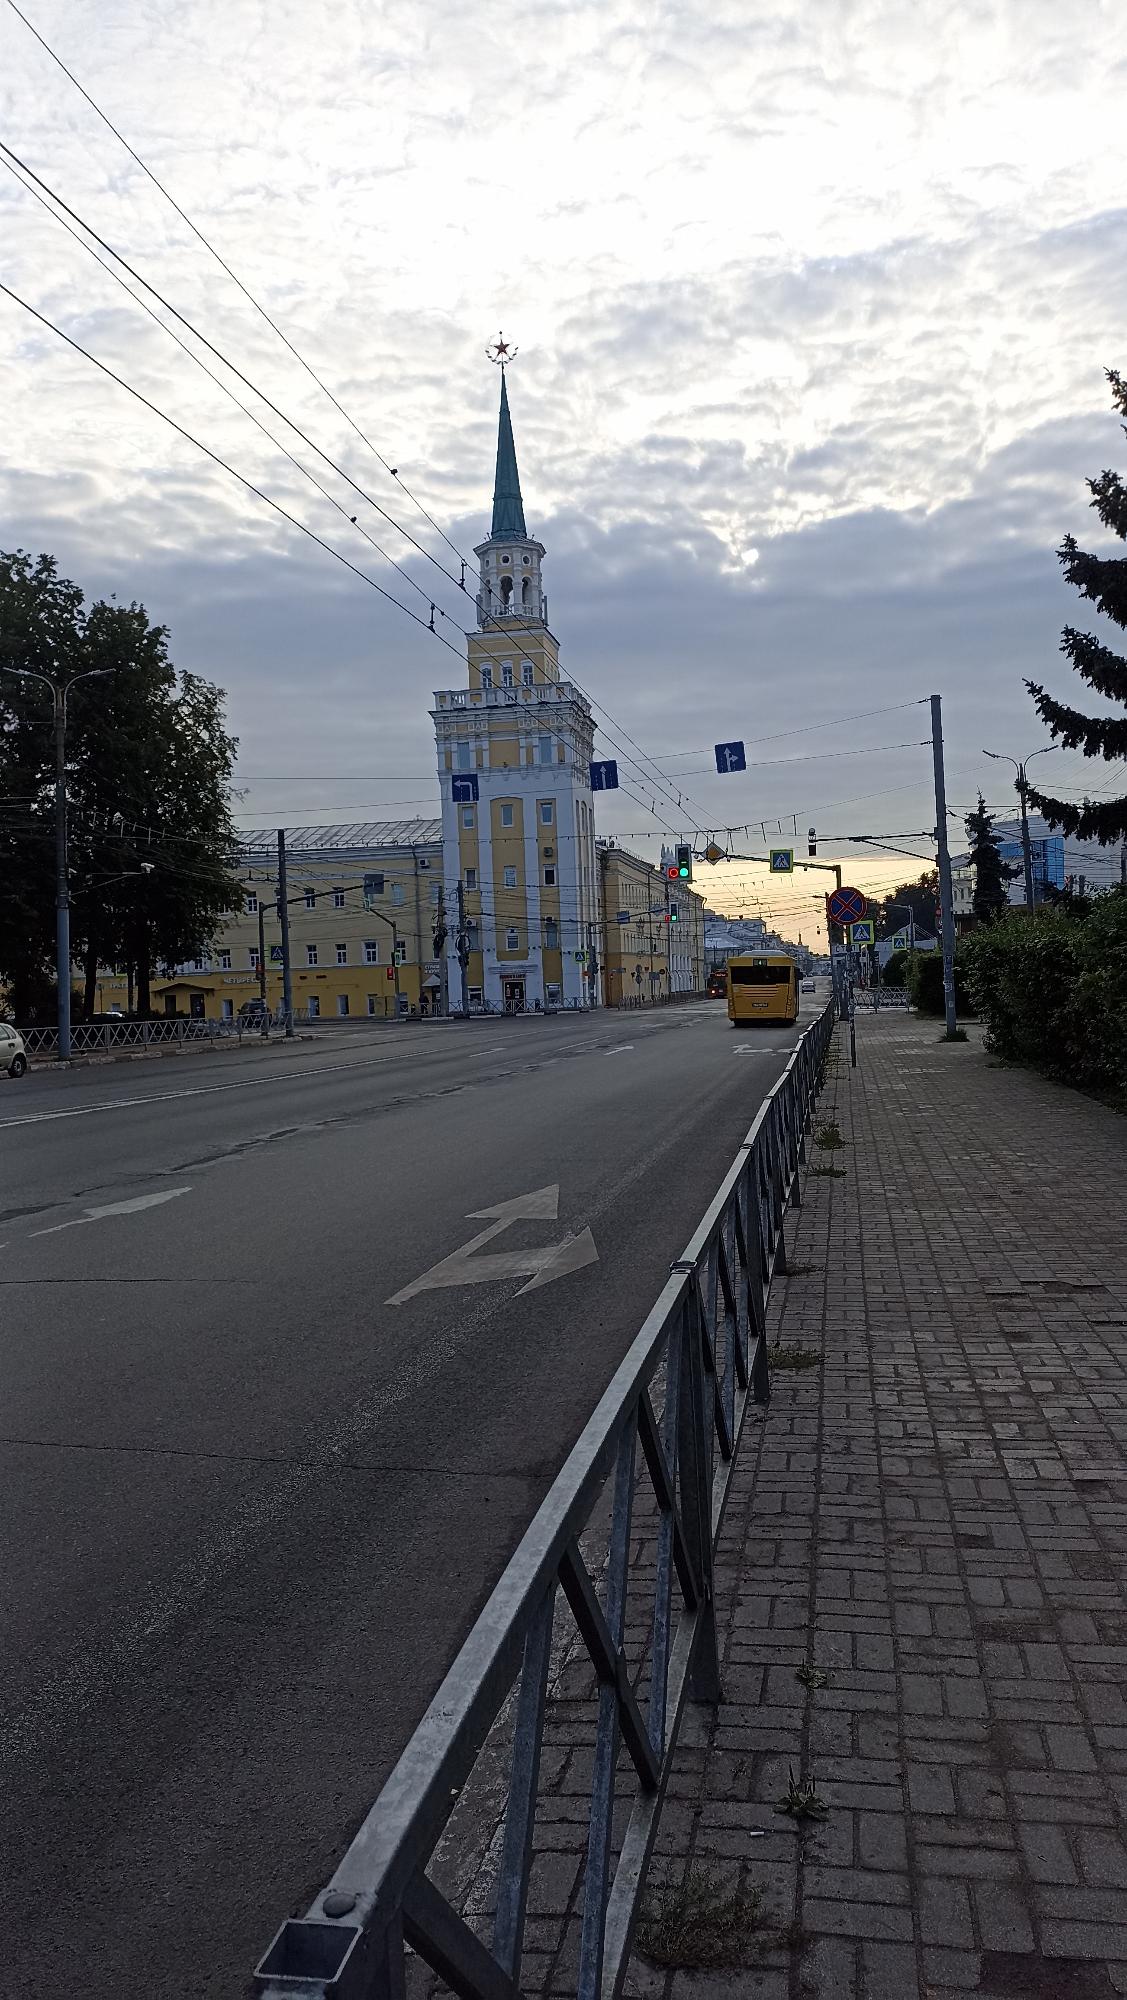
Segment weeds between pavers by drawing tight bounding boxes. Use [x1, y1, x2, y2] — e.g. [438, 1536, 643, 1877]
[635, 1870, 766, 1969]
[809, 1165, 846, 1178]
[794, 1660, 832, 1689]
[813, 1118, 844, 1151]
[775, 1769, 829, 1822]
[770, 1345, 820, 1372]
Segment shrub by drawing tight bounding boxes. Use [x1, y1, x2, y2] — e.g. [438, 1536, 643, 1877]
[960, 889, 1127, 1093]
[882, 949, 909, 989]
[907, 949, 974, 1017]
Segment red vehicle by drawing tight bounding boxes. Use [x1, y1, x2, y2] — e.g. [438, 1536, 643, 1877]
[707, 967, 727, 999]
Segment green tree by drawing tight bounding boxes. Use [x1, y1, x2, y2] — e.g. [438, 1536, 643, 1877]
[876, 871, 939, 941]
[1026, 369, 1127, 842]
[0, 549, 242, 1020]
[963, 793, 1018, 921]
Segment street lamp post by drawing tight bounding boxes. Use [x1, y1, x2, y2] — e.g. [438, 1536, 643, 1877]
[983, 747, 1059, 909]
[0, 662, 117, 1061]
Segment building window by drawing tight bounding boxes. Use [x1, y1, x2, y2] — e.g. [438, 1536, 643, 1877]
[545, 919, 559, 949]
[480, 666, 493, 689]
[336, 944, 348, 965]
[465, 867, 477, 889]
[543, 867, 556, 887]
[221, 998, 233, 1021]
[219, 950, 231, 971]
[503, 865, 518, 889]
[501, 660, 514, 687]
[540, 801, 553, 825]
[307, 996, 320, 1018]
[364, 941, 379, 965]
[363, 872, 384, 901]
[506, 927, 519, 950]
[430, 881, 441, 904]
[521, 660, 534, 686]
[249, 947, 260, 970]
[462, 806, 475, 829]
[456, 741, 472, 771]
[304, 889, 316, 909]
[307, 944, 318, 967]
[546, 983, 561, 1006]
[246, 892, 258, 914]
[391, 882, 404, 907]
[467, 922, 480, 950]
[367, 994, 378, 1015]
[538, 735, 553, 765]
[500, 802, 514, 828]
[337, 994, 350, 1016]
[333, 889, 346, 909]
[468, 986, 483, 1009]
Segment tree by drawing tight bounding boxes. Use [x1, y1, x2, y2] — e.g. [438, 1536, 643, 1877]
[963, 793, 1018, 922]
[0, 549, 243, 1019]
[1026, 368, 1127, 843]
[875, 871, 939, 940]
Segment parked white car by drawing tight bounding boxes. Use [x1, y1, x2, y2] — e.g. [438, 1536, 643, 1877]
[0, 1022, 28, 1078]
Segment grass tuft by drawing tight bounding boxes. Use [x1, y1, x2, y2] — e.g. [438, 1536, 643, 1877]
[635, 1869, 766, 1969]
[775, 1769, 830, 1822]
[794, 1660, 832, 1689]
[813, 1119, 845, 1151]
[771, 1345, 821, 1372]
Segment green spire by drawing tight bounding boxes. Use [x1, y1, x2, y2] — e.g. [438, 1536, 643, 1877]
[491, 372, 527, 539]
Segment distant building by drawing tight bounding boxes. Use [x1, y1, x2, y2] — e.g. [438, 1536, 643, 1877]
[953, 813, 1122, 914]
[598, 844, 705, 1005]
[432, 373, 600, 1013]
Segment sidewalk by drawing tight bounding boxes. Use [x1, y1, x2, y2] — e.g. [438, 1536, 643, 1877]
[628, 1010, 1127, 2000]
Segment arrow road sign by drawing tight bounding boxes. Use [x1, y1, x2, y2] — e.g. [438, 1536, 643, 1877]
[770, 847, 794, 873]
[714, 741, 746, 773]
[386, 1185, 599, 1304]
[827, 885, 865, 926]
[849, 919, 875, 946]
[452, 774, 479, 803]
[589, 760, 619, 791]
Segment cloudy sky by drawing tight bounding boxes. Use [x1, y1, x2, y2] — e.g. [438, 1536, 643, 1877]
[3, 0, 1126, 941]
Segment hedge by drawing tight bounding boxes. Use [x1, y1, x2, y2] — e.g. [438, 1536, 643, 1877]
[959, 889, 1127, 1093]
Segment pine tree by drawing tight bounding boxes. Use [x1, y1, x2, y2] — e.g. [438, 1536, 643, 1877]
[964, 793, 1018, 921]
[1026, 369, 1127, 842]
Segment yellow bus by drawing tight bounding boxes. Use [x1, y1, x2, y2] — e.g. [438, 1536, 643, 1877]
[726, 953, 799, 1027]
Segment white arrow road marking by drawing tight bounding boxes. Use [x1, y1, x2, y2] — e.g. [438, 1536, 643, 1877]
[387, 1183, 598, 1305]
[31, 1187, 192, 1237]
[602, 1044, 635, 1055]
[732, 1045, 771, 1054]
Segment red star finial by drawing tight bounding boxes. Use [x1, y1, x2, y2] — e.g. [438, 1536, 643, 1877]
[486, 331, 517, 368]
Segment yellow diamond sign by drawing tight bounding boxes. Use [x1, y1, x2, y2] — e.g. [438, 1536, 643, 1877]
[704, 842, 726, 865]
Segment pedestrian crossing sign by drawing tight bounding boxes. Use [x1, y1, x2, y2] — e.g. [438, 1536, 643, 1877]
[769, 847, 794, 873]
[849, 919, 875, 946]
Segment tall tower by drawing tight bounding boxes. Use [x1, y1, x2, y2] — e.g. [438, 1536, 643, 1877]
[432, 365, 599, 1012]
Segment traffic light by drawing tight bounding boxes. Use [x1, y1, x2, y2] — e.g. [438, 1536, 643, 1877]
[670, 904, 679, 922]
[675, 843, 693, 880]
[665, 865, 679, 880]
[808, 826, 817, 857]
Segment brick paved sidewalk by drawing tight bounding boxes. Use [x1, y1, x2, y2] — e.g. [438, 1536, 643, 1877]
[626, 1010, 1127, 2000]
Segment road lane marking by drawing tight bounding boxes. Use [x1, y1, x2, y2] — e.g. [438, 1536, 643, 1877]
[388, 1184, 598, 1304]
[602, 1044, 635, 1055]
[31, 1187, 192, 1236]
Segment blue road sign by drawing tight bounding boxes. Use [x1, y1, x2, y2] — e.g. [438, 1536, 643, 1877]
[770, 847, 794, 873]
[616, 909, 630, 924]
[451, 773, 479, 803]
[849, 919, 875, 946]
[590, 759, 619, 791]
[714, 740, 746, 774]
[269, 945, 284, 962]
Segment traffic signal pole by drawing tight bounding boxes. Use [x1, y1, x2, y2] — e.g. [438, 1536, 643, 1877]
[930, 694, 959, 1040]
[277, 830, 294, 1037]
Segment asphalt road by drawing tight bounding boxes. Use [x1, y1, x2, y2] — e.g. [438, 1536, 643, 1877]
[0, 996, 816, 1996]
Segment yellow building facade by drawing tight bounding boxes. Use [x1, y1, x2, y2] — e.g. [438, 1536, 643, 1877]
[91, 822, 444, 1021]
[598, 844, 707, 1006]
[431, 372, 600, 1013]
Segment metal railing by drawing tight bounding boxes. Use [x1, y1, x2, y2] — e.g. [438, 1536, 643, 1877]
[18, 1017, 236, 1058]
[254, 1000, 836, 2000]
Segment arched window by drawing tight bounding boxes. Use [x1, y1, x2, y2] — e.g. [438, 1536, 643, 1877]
[521, 578, 531, 605]
[500, 574, 513, 608]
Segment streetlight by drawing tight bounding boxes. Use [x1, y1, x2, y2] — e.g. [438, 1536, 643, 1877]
[982, 747, 1060, 910]
[0, 662, 118, 1061]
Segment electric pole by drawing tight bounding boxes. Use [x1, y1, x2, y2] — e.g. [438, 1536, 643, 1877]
[0, 662, 117, 1061]
[456, 878, 469, 1016]
[256, 895, 269, 1035]
[983, 746, 1059, 910]
[276, 830, 294, 1036]
[930, 694, 959, 1040]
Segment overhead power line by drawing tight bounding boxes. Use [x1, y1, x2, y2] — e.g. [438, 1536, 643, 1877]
[4, 0, 467, 568]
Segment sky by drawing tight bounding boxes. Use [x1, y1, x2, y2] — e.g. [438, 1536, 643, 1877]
[3, 0, 1127, 945]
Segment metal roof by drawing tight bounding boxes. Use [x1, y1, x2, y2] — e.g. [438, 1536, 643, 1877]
[239, 819, 442, 854]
